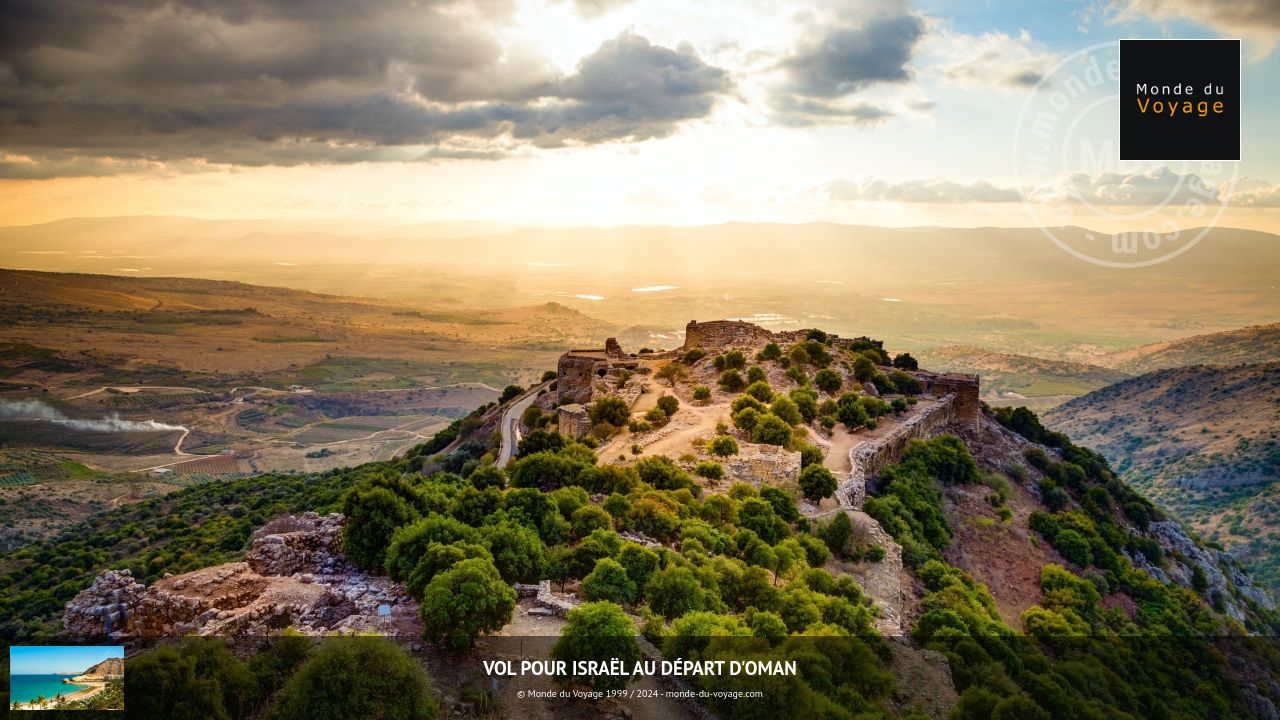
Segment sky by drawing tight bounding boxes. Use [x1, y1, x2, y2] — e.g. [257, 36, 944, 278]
[10, 646, 123, 675]
[2, 0, 1280, 232]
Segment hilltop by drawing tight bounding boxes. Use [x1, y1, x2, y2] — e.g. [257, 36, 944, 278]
[2, 319, 1277, 720]
[1102, 322, 1280, 374]
[917, 345, 1130, 410]
[1045, 363, 1280, 593]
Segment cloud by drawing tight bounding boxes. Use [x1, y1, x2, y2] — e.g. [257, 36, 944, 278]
[825, 177, 1021, 203]
[925, 28, 1058, 90]
[1026, 167, 1223, 206]
[781, 14, 924, 97]
[1222, 177, 1280, 207]
[0, 2, 730, 177]
[1092, 0, 1280, 56]
[771, 6, 924, 124]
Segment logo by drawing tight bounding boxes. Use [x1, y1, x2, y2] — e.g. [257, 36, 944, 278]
[1013, 42, 1240, 269]
[1120, 39, 1240, 161]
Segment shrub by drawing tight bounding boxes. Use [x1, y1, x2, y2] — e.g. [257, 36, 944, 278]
[693, 385, 711, 401]
[718, 370, 745, 392]
[385, 514, 480, 581]
[500, 385, 524, 403]
[751, 413, 793, 446]
[892, 353, 918, 371]
[814, 369, 843, 393]
[571, 504, 613, 538]
[1052, 529, 1093, 567]
[853, 356, 875, 382]
[405, 542, 492, 599]
[589, 397, 631, 427]
[482, 522, 547, 583]
[646, 566, 712, 619]
[710, 435, 739, 457]
[656, 395, 680, 416]
[799, 464, 838, 502]
[758, 342, 782, 361]
[745, 380, 775, 402]
[582, 558, 637, 604]
[695, 461, 724, 481]
[746, 366, 767, 384]
[343, 487, 417, 573]
[269, 638, 439, 720]
[551, 602, 642, 692]
[644, 407, 668, 425]
[419, 558, 516, 649]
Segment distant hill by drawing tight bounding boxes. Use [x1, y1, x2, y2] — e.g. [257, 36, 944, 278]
[1102, 323, 1280, 374]
[919, 346, 1130, 409]
[74, 657, 124, 680]
[0, 268, 613, 379]
[1045, 363, 1280, 593]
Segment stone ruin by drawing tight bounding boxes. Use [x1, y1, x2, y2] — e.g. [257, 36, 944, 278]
[556, 337, 644, 404]
[556, 403, 591, 440]
[64, 512, 417, 638]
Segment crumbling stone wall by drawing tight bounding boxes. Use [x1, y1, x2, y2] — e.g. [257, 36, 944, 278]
[557, 404, 591, 440]
[722, 443, 802, 493]
[682, 320, 777, 350]
[837, 397, 958, 507]
[914, 372, 980, 427]
[64, 512, 415, 638]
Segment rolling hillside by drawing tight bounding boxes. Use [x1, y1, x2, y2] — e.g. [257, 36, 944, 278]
[1103, 323, 1280, 374]
[918, 346, 1130, 409]
[1045, 363, 1280, 593]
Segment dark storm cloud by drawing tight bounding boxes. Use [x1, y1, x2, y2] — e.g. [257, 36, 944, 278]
[0, 1, 730, 177]
[782, 15, 923, 97]
[772, 9, 923, 124]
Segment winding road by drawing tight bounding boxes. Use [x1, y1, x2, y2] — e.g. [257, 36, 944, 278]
[496, 382, 550, 468]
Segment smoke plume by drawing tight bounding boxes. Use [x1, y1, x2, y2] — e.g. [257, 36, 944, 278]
[0, 400, 188, 433]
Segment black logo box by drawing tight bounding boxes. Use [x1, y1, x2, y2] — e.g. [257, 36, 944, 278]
[1120, 39, 1241, 161]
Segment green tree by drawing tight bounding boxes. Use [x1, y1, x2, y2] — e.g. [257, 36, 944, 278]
[269, 638, 439, 720]
[128, 639, 257, 720]
[483, 521, 547, 583]
[647, 565, 711, 619]
[342, 486, 417, 573]
[770, 395, 803, 426]
[853, 356, 875, 382]
[758, 342, 782, 361]
[406, 542, 493, 599]
[589, 397, 631, 427]
[718, 369, 746, 392]
[500, 385, 524, 403]
[892, 353, 919, 370]
[747, 365, 768, 384]
[635, 455, 695, 491]
[751, 413, 793, 446]
[814, 369, 843, 394]
[419, 558, 516, 649]
[551, 602, 642, 692]
[745, 380, 775, 402]
[695, 461, 724, 481]
[821, 512, 854, 557]
[656, 395, 680, 416]
[710, 435, 739, 457]
[693, 385, 711, 401]
[385, 514, 480, 581]
[799, 464, 838, 502]
[571, 504, 613, 538]
[582, 557, 638, 604]
[468, 464, 507, 490]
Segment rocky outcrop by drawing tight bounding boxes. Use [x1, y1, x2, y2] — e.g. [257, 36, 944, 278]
[245, 512, 345, 576]
[63, 569, 146, 640]
[69, 657, 124, 682]
[65, 512, 417, 638]
[1145, 520, 1275, 622]
[722, 442, 801, 493]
